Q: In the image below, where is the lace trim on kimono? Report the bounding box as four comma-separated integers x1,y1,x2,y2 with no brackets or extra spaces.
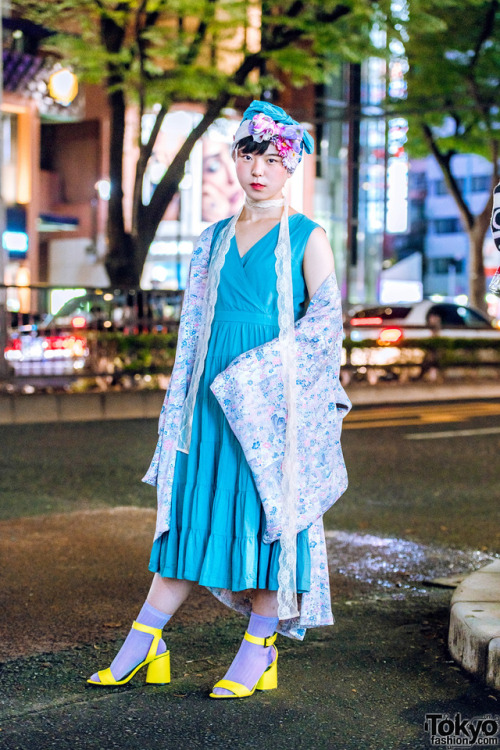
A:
177,209,242,452
274,203,299,619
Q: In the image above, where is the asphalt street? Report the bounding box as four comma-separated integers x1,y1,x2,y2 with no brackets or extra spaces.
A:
2,399,498,551
335,399,500,552
0,398,499,749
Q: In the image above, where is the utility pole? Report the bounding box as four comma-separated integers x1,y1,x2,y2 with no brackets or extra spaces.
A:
0,1,9,380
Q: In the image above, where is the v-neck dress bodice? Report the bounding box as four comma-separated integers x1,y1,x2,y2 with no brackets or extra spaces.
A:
149,214,320,592
214,215,309,323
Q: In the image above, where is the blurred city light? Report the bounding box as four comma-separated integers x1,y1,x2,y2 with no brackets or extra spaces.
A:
48,69,78,106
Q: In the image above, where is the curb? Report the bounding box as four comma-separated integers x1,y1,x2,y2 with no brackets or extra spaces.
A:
449,560,500,690
1,381,500,425
0,390,165,425
344,380,500,406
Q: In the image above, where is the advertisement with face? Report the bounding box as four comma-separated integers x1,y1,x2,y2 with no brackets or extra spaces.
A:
143,111,244,226
141,112,244,289
201,135,244,223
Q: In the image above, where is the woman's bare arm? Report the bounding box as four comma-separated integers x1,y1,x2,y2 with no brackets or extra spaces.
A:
303,227,335,299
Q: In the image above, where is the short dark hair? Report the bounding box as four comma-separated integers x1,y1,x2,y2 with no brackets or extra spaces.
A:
235,135,270,155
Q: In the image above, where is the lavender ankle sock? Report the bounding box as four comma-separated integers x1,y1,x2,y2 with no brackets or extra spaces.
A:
91,601,171,683
212,612,279,696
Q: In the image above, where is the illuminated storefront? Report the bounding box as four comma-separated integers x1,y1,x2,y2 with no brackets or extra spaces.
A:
2,17,88,301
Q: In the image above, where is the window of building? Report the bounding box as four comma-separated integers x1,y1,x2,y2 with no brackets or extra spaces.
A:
409,172,426,191
430,257,465,274
470,175,490,193
433,178,465,196
432,218,462,234
410,200,426,223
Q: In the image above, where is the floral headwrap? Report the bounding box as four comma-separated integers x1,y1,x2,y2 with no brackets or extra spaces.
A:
232,100,314,173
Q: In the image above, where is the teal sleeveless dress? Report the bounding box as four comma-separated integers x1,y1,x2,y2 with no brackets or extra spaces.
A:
149,214,320,592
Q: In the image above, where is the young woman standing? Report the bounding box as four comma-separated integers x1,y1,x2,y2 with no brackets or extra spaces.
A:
88,100,350,698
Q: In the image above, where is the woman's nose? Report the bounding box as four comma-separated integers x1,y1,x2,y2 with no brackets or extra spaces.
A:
251,159,264,175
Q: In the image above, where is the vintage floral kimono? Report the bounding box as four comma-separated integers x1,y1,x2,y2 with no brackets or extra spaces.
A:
143,222,351,639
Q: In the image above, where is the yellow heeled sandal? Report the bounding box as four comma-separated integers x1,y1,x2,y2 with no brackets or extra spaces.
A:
209,632,278,699
87,621,171,687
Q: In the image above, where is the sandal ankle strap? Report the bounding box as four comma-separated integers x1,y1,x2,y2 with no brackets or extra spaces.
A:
132,621,162,637
244,631,277,647
132,620,163,661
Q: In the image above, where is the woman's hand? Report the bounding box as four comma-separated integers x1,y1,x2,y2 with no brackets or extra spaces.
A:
303,227,335,299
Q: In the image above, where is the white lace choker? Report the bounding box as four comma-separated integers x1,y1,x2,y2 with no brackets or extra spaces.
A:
244,196,285,210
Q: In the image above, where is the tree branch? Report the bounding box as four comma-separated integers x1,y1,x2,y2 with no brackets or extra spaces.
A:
132,0,216,227
140,52,262,248
421,123,474,231
269,3,351,50
132,105,169,233
139,1,354,252
469,0,498,74
181,0,217,68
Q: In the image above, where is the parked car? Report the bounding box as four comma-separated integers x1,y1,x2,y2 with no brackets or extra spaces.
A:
343,300,500,382
347,300,500,344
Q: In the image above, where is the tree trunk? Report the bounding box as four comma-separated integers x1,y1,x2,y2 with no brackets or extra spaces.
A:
104,85,143,287
105,233,142,287
467,211,491,312
420,125,498,313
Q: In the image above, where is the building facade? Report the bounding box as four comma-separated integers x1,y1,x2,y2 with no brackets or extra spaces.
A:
2,15,110,306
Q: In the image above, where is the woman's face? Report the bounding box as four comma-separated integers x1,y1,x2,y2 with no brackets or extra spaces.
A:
202,141,244,222
235,145,289,202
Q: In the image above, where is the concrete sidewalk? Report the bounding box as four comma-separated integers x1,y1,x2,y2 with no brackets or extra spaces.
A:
449,560,500,691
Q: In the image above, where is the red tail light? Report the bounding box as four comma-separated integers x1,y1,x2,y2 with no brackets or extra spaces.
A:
71,315,87,329
43,334,87,354
350,316,383,326
377,327,403,345
4,339,22,352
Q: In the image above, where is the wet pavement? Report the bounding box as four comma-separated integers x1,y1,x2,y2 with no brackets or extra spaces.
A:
0,515,498,748
1,506,495,663
326,530,494,600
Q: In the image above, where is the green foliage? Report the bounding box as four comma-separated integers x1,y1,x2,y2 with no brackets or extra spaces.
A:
16,0,382,105
397,0,500,160
87,331,178,374
345,335,500,351
15,0,388,285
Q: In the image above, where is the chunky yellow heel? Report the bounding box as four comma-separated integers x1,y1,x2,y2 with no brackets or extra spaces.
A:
146,651,171,684
209,632,278,699
87,621,171,686
255,651,278,691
